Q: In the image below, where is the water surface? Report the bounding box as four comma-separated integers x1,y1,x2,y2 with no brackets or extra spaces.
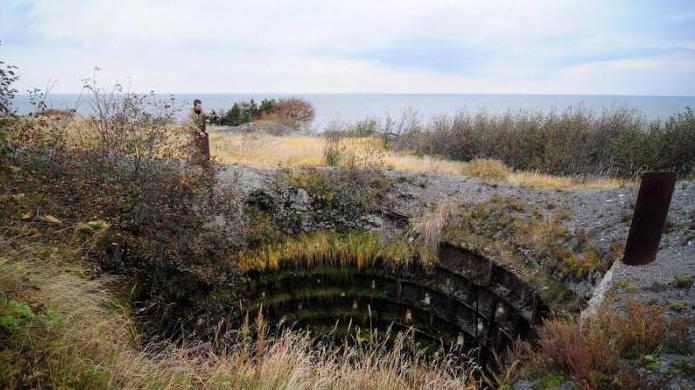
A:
12,93,695,130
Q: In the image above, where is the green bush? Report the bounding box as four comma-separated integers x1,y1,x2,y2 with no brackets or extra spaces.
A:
392,107,695,179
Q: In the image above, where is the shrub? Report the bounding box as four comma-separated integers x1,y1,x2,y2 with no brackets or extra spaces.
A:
2,72,248,339
391,106,695,179
0,42,18,117
220,97,314,129
271,97,315,127
465,158,511,181
224,102,242,126
528,300,691,389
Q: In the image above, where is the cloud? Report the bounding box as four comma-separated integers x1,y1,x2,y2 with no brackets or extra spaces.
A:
1,0,693,95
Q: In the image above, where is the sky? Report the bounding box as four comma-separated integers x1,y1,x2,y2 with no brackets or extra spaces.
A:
1,0,694,95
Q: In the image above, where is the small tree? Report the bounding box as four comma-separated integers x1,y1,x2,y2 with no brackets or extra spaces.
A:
225,103,241,126
249,99,259,119
241,102,252,124
259,98,275,115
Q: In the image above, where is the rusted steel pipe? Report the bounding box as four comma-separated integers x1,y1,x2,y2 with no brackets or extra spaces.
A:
622,172,677,266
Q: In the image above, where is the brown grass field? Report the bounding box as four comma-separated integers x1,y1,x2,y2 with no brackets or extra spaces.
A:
207,128,627,190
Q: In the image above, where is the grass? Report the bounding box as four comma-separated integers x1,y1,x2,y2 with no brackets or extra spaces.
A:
236,230,416,272
0,233,482,389
208,129,627,190
506,171,626,190
209,130,326,168
464,159,510,181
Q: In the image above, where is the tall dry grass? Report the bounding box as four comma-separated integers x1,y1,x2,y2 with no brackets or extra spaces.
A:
411,203,450,263
208,130,627,190
236,230,415,271
0,234,482,389
209,130,464,174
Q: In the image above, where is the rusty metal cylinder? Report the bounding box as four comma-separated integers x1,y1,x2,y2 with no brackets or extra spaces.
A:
622,172,677,266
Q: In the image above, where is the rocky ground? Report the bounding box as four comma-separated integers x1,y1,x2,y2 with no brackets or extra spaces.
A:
218,164,695,389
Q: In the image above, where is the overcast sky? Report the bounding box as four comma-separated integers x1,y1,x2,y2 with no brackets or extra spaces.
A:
2,0,694,95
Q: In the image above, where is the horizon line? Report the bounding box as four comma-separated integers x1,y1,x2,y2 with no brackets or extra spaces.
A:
13,92,695,98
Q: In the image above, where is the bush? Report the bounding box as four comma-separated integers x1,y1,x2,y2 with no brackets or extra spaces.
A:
0,42,18,117
465,158,511,181
224,102,242,126
391,107,695,179
323,121,386,169
220,97,315,129
271,97,315,127
2,72,249,339
528,300,691,389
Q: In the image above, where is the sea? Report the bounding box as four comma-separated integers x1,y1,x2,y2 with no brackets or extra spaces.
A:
11,94,695,131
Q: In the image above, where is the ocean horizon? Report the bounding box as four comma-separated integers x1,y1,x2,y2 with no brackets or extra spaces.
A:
11,93,695,131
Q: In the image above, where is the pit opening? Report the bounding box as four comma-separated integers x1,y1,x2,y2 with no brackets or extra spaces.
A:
231,243,549,364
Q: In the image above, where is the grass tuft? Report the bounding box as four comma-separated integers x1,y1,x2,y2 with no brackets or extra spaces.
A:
463,159,510,181
236,230,415,272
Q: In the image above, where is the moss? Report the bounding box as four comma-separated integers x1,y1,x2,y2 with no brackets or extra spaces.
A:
0,298,35,332
675,357,695,378
612,279,632,291
668,301,688,313
674,274,692,289
535,373,563,388
640,354,658,370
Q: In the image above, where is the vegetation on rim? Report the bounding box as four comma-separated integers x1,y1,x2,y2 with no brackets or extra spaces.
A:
236,230,415,272
442,194,620,305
